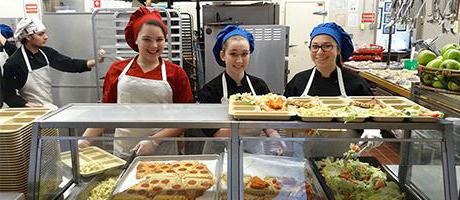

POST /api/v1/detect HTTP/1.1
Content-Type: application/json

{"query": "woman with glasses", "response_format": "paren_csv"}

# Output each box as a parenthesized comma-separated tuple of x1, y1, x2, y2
(284, 22, 381, 157)
(284, 22, 372, 97)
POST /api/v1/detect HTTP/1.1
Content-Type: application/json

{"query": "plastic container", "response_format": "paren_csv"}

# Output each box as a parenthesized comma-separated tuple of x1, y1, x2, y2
(403, 59, 418, 70)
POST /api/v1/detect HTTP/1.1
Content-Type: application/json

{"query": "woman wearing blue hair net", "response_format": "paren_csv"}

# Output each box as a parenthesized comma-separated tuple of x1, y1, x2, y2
(198, 25, 286, 155)
(284, 22, 381, 156)
(0, 24, 18, 108)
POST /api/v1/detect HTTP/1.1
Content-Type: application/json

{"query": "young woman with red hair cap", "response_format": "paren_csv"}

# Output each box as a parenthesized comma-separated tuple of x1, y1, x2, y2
(79, 7, 193, 157)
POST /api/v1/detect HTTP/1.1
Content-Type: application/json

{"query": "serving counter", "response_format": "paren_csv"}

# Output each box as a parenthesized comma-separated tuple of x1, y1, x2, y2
(26, 103, 458, 200)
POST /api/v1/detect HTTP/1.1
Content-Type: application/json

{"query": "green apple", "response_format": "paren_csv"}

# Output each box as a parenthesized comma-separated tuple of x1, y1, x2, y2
(440, 59, 460, 70)
(418, 50, 437, 65)
(444, 49, 460, 62)
(432, 80, 445, 89)
(448, 81, 460, 91)
(440, 43, 460, 56)
(426, 58, 443, 68)
(422, 73, 435, 85)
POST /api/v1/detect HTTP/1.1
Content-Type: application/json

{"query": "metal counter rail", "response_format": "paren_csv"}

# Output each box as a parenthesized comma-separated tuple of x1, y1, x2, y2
(412, 83, 460, 117)
(27, 103, 457, 200)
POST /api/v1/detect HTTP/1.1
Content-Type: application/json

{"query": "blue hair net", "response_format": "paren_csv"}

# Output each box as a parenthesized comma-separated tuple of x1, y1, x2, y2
(213, 25, 255, 67)
(0, 24, 13, 39)
(310, 22, 354, 62)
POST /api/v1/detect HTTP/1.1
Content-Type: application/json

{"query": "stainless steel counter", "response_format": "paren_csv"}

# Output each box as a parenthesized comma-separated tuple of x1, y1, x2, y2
(27, 103, 458, 200)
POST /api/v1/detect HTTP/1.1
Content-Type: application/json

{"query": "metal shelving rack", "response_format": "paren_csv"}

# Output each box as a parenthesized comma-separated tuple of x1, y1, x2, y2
(27, 103, 458, 200)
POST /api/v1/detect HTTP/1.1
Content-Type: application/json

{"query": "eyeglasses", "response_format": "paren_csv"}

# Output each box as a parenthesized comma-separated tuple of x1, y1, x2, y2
(309, 44, 336, 52)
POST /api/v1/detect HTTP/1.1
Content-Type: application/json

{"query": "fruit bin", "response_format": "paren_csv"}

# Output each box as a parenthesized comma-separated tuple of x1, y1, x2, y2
(418, 65, 460, 94)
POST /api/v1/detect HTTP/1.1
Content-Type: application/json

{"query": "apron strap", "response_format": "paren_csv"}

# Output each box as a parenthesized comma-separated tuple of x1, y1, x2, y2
(161, 60, 167, 82)
(38, 49, 50, 66)
(21, 46, 33, 72)
(246, 75, 256, 96)
(21, 46, 51, 72)
(301, 67, 316, 97)
(120, 57, 136, 76)
(301, 67, 347, 97)
(121, 57, 167, 81)
(222, 73, 257, 101)
(222, 73, 228, 100)
(336, 67, 347, 97)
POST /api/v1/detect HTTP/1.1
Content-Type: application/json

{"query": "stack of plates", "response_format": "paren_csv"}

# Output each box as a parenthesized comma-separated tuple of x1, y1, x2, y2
(0, 108, 57, 195)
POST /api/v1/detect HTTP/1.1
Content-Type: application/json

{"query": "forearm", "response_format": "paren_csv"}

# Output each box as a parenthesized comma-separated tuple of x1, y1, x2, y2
(151, 128, 185, 138)
(82, 128, 104, 137)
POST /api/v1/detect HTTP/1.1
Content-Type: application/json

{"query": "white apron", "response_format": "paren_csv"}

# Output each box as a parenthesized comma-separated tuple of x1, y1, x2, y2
(0, 50, 8, 108)
(202, 73, 265, 154)
(299, 67, 359, 157)
(0, 50, 8, 72)
(18, 46, 58, 110)
(113, 57, 177, 157)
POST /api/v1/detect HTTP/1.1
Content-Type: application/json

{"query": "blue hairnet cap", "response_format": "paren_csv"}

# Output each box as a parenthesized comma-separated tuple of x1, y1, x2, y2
(310, 22, 354, 62)
(213, 25, 255, 67)
(0, 24, 13, 39)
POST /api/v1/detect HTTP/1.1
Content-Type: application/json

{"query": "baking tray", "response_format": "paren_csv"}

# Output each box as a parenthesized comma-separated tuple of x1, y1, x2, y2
(61, 146, 126, 177)
(310, 157, 421, 200)
(112, 154, 222, 200)
(221, 153, 327, 200)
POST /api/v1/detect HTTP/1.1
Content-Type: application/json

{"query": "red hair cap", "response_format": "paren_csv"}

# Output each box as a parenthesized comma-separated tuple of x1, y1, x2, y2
(125, 7, 167, 52)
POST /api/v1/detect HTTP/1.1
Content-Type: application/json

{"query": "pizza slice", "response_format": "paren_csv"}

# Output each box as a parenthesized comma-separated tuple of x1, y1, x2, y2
(112, 179, 154, 200)
(244, 176, 278, 197)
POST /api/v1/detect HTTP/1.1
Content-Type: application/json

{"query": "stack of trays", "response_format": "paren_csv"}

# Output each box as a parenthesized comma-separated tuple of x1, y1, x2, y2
(0, 108, 57, 194)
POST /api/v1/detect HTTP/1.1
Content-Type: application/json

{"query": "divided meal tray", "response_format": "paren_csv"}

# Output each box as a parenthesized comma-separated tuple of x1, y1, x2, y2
(61, 146, 126, 177)
(229, 96, 439, 122)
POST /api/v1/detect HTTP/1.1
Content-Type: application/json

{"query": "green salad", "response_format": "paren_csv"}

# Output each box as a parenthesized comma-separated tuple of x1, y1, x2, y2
(317, 157, 405, 200)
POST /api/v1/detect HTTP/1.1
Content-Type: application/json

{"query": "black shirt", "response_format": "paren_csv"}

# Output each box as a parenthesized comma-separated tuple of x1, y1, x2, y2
(0, 42, 18, 108)
(284, 67, 373, 97)
(2, 46, 90, 107)
(0, 41, 18, 56)
(198, 72, 270, 103)
(198, 72, 270, 136)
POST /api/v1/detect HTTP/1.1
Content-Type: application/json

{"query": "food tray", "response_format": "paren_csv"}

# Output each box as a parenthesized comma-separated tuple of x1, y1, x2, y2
(220, 153, 327, 200)
(61, 146, 126, 177)
(229, 95, 295, 120)
(310, 157, 421, 200)
(112, 154, 222, 200)
(231, 111, 295, 120)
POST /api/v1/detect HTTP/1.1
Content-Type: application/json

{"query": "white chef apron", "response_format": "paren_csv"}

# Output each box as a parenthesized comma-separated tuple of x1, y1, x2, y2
(202, 73, 264, 154)
(298, 66, 359, 157)
(18, 45, 57, 110)
(0, 50, 8, 108)
(114, 57, 177, 157)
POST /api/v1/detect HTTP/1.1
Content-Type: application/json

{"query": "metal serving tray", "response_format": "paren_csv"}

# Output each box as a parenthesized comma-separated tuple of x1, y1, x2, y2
(112, 154, 222, 200)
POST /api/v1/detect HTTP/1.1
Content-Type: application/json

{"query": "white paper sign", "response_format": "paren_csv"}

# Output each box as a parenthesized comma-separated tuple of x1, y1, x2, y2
(347, 13, 360, 27)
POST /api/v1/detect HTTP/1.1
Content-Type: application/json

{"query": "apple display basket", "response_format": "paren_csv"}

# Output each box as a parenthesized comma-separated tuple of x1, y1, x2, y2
(418, 65, 460, 95)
